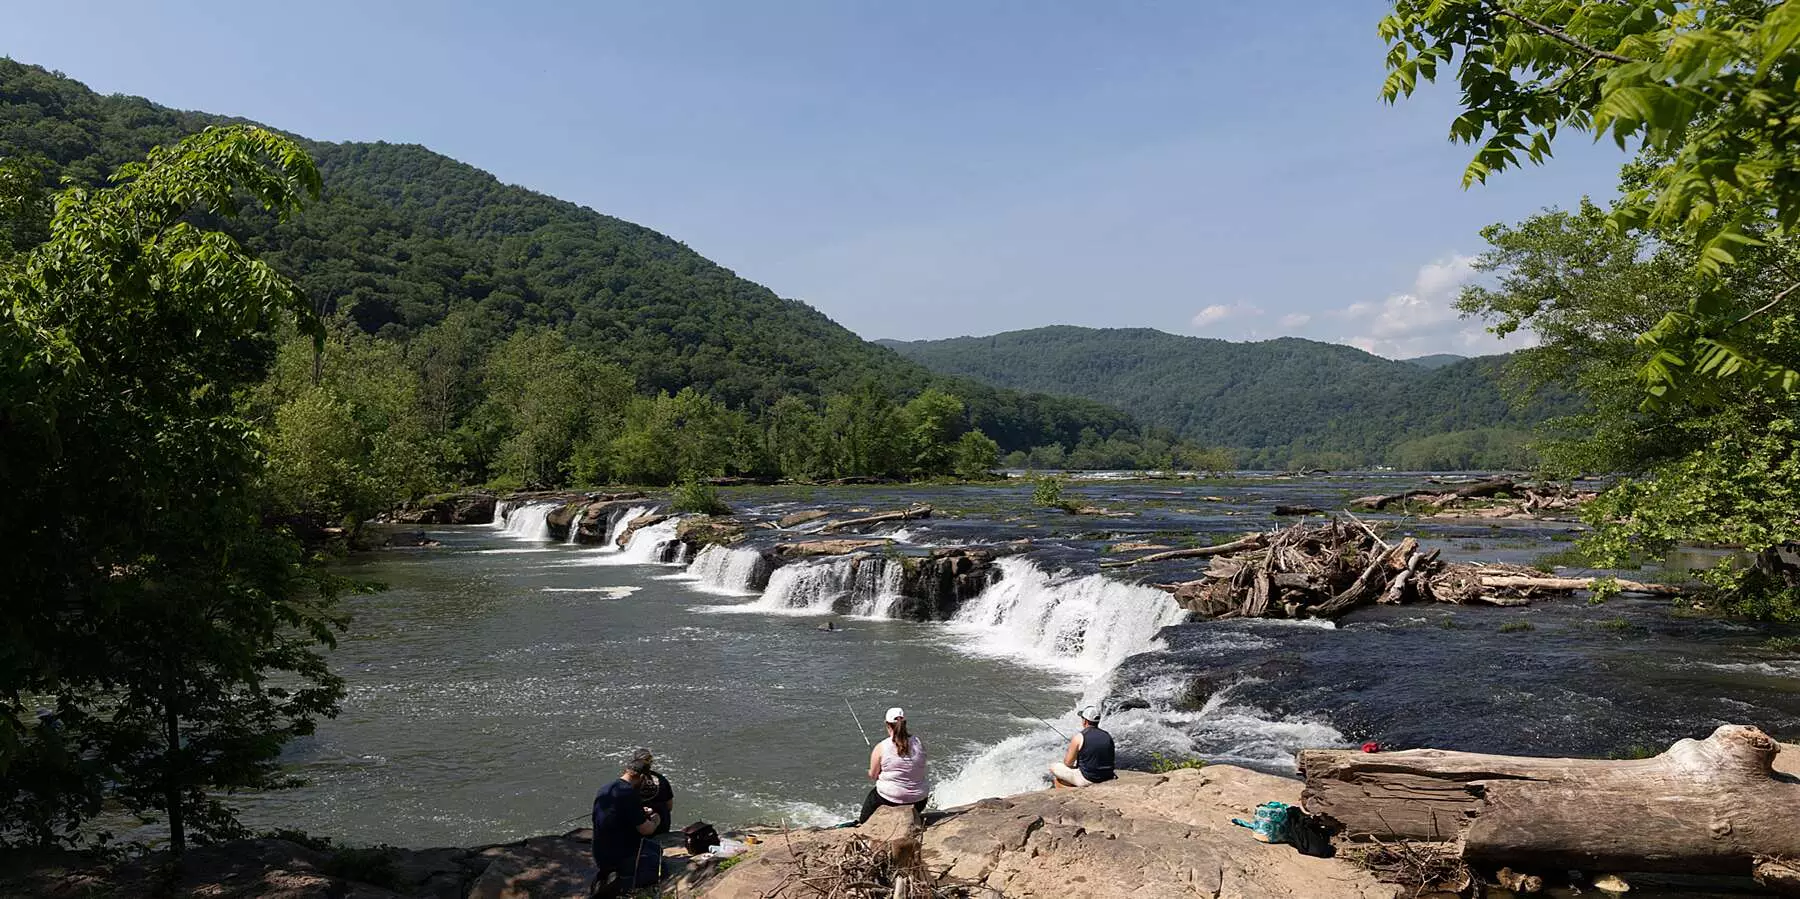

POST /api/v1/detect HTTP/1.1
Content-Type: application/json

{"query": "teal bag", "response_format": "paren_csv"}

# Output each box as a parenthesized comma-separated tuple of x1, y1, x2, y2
(1231, 801, 1291, 844)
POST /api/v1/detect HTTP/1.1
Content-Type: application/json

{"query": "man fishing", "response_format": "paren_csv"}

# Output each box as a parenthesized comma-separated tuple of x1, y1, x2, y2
(630, 748, 674, 834)
(590, 755, 663, 898)
(1048, 705, 1115, 788)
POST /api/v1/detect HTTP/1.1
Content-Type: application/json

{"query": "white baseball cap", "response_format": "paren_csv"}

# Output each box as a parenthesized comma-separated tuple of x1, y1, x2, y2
(1077, 705, 1102, 723)
(884, 707, 905, 723)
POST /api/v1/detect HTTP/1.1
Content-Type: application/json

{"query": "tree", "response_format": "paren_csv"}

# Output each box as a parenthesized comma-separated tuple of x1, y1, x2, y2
(0, 126, 346, 852)
(901, 388, 967, 476)
(952, 430, 1001, 479)
(1380, 0, 1800, 404)
(480, 330, 633, 489)
(1459, 197, 1800, 618)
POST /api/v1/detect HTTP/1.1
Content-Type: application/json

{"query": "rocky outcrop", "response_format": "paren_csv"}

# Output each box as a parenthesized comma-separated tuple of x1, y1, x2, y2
(890, 548, 1004, 621)
(394, 492, 498, 525)
(676, 516, 747, 551)
(770, 538, 889, 561)
(615, 512, 669, 549)
(538, 494, 652, 544)
(698, 767, 1391, 898)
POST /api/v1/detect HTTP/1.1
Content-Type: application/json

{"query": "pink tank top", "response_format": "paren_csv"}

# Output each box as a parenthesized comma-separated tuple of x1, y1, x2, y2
(875, 736, 928, 803)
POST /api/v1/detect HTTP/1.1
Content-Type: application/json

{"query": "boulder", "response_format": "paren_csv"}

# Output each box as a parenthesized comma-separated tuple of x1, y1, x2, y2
(676, 516, 747, 550)
(770, 538, 888, 561)
(395, 493, 498, 526)
(697, 767, 1389, 899)
(890, 548, 1003, 621)
(465, 832, 595, 899)
(567, 499, 653, 545)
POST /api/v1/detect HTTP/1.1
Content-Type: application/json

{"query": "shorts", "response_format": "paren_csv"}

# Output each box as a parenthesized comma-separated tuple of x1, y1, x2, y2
(1049, 762, 1092, 787)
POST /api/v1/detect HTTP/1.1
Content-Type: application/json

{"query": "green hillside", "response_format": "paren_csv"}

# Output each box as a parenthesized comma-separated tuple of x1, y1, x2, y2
(0, 59, 1133, 457)
(879, 327, 1577, 468)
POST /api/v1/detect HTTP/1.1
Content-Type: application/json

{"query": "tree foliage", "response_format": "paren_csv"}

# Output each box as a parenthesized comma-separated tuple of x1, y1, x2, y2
(0, 126, 345, 851)
(1381, 0, 1800, 403)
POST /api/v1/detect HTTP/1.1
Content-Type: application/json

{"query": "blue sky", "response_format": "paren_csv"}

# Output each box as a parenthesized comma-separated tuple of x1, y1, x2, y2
(5, 0, 1628, 356)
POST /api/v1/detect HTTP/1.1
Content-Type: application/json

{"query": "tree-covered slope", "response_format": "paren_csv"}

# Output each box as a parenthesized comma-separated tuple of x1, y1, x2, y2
(880, 327, 1576, 467)
(0, 59, 1129, 453)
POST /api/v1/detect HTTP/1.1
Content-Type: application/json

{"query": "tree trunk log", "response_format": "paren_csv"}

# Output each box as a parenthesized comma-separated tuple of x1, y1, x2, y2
(815, 505, 932, 534)
(1351, 478, 1515, 511)
(1475, 573, 1683, 596)
(1102, 534, 1268, 568)
(1298, 725, 1800, 875)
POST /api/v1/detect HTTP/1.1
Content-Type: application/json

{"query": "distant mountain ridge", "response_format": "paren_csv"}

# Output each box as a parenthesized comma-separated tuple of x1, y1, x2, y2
(879, 327, 1574, 468)
(1402, 353, 1470, 369)
(0, 59, 1133, 454)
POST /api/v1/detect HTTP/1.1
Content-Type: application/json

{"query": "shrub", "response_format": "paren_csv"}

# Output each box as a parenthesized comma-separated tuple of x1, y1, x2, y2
(1498, 620, 1534, 634)
(1147, 752, 1206, 773)
(671, 478, 731, 515)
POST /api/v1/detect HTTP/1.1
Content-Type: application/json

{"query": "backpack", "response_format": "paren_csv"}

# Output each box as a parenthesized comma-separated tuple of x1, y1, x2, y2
(682, 821, 721, 856)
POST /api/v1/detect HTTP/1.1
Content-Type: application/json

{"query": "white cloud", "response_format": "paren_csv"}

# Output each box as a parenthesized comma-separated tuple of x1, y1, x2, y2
(1328, 253, 1537, 358)
(1190, 302, 1261, 329)
(1278, 312, 1312, 328)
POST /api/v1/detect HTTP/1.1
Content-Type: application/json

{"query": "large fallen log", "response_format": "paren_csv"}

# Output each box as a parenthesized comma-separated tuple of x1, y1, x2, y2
(1350, 478, 1515, 511)
(1100, 534, 1268, 568)
(815, 505, 931, 534)
(1298, 725, 1800, 875)
(1475, 572, 1683, 596)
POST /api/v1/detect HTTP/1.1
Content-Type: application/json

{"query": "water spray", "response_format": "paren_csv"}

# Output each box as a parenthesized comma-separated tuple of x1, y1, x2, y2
(844, 697, 871, 747)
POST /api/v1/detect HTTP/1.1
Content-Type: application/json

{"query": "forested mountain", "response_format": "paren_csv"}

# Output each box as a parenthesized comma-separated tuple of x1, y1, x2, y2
(1402, 354, 1468, 370)
(880, 327, 1577, 468)
(0, 59, 1133, 457)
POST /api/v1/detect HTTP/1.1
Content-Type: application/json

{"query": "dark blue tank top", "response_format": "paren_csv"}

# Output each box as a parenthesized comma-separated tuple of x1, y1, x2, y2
(1077, 726, 1115, 782)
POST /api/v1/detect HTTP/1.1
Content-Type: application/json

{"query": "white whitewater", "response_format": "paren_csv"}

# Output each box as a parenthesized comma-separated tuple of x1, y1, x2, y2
(743, 554, 904, 617)
(686, 545, 768, 595)
(948, 557, 1188, 675)
(565, 509, 582, 545)
(598, 505, 652, 553)
(497, 501, 559, 542)
(490, 500, 512, 529)
(614, 516, 680, 565)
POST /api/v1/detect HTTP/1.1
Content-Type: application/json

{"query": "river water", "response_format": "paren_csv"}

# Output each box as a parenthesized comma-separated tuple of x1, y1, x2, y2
(235, 475, 1800, 848)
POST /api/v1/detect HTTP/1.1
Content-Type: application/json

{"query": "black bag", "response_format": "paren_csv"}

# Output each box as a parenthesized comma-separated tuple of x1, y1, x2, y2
(682, 821, 720, 855)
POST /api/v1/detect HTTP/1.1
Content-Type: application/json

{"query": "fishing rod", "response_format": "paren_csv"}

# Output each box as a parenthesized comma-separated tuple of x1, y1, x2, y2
(991, 684, 1070, 741)
(844, 697, 871, 746)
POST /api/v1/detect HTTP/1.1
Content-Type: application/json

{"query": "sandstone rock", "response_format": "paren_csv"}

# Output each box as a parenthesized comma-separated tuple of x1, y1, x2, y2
(396, 492, 498, 525)
(776, 509, 831, 529)
(465, 832, 596, 899)
(698, 767, 1390, 899)
(676, 516, 747, 549)
(770, 538, 888, 560)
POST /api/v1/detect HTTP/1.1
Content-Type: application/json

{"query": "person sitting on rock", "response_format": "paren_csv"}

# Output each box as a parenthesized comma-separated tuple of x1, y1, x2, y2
(590, 756, 663, 898)
(858, 707, 929, 824)
(1049, 705, 1115, 788)
(630, 748, 674, 834)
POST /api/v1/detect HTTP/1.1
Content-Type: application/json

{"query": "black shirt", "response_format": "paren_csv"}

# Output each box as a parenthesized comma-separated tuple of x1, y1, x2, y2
(591, 778, 646, 866)
(1077, 726, 1116, 783)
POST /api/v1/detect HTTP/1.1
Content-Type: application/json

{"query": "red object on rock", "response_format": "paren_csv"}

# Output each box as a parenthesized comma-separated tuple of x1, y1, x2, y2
(1360, 741, 1381, 753)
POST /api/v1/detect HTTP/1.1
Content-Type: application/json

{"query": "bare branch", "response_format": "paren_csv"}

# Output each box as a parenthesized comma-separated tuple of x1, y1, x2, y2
(1485, 0, 1639, 65)
(1737, 279, 1800, 324)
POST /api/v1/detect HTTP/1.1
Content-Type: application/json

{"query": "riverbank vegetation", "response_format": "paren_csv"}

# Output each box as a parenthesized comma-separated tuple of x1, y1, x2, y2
(1384, 0, 1800, 619)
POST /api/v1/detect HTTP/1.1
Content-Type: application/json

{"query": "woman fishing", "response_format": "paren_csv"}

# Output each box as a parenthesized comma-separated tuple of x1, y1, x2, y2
(857, 707, 929, 824)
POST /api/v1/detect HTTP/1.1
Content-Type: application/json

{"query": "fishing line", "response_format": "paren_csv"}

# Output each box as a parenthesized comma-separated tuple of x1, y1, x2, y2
(844, 697, 871, 746)
(991, 684, 1070, 741)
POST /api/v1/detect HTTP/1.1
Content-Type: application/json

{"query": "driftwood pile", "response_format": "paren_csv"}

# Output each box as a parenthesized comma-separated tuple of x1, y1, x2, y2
(1127, 518, 1676, 621)
(1350, 478, 1595, 519)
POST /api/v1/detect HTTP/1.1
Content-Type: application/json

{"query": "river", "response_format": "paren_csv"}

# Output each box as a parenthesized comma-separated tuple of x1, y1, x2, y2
(234, 474, 1800, 848)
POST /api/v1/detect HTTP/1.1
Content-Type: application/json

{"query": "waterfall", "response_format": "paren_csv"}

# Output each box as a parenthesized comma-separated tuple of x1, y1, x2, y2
(750, 554, 905, 617)
(948, 557, 1188, 674)
(496, 501, 559, 541)
(565, 507, 582, 545)
(490, 500, 512, 529)
(615, 517, 681, 564)
(601, 506, 652, 552)
(686, 545, 771, 594)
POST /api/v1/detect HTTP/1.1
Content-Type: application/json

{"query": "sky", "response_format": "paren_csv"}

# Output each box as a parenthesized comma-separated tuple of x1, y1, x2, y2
(4, 0, 1630, 357)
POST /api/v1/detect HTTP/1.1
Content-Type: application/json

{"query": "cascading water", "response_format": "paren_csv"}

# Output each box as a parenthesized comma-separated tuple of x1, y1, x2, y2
(686, 545, 772, 594)
(746, 554, 906, 617)
(614, 516, 681, 565)
(496, 501, 559, 542)
(601, 506, 651, 552)
(565, 509, 582, 545)
(490, 500, 512, 529)
(948, 557, 1188, 674)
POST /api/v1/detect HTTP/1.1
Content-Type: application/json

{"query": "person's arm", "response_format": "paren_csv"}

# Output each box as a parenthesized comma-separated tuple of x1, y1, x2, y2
(635, 809, 659, 836)
(867, 743, 883, 781)
(1062, 733, 1082, 768)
